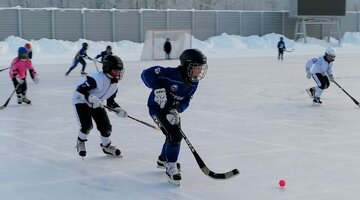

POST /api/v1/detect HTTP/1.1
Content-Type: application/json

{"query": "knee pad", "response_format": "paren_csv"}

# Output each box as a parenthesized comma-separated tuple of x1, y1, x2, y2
(100, 130, 111, 137)
(80, 124, 93, 134)
(169, 130, 183, 143)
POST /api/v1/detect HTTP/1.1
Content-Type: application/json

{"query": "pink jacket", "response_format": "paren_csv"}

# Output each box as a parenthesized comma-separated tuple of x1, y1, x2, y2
(9, 57, 37, 79)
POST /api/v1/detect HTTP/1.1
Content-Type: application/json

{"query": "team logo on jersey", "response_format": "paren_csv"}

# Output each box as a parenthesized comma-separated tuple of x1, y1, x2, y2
(155, 67, 161, 74)
(170, 84, 178, 92)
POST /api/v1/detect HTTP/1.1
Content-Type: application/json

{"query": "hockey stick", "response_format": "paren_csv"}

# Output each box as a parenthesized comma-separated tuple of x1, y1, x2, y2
(0, 83, 22, 110)
(104, 105, 160, 130)
(93, 59, 99, 72)
(333, 80, 360, 107)
(0, 67, 10, 72)
(285, 48, 294, 52)
(179, 128, 239, 179)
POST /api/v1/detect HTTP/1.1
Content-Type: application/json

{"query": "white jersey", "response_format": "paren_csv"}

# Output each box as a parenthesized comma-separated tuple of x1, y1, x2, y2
(72, 72, 119, 105)
(305, 56, 333, 75)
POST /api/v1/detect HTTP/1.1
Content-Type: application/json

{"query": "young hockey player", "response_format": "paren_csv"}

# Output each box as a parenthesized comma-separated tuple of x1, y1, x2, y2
(141, 49, 208, 185)
(277, 37, 286, 60)
(94, 45, 113, 62)
(305, 47, 336, 104)
(72, 55, 127, 157)
(9, 47, 39, 104)
(24, 43, 33, 59)
(66, 42, 92, 76)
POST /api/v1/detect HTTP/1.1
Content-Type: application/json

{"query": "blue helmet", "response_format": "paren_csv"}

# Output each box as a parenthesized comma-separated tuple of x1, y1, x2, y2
(18, 47, 27, 56)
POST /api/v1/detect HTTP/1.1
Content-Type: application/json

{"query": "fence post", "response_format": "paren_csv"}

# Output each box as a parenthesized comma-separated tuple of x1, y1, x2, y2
(51, 9, 55, 39)
(17, 7, 22, 38)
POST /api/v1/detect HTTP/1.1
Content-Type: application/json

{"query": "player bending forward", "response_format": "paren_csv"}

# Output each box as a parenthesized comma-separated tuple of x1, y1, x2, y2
(305, 47, 336, 104)
(141, 49, 208, 185)
(72, 55, 128, 157)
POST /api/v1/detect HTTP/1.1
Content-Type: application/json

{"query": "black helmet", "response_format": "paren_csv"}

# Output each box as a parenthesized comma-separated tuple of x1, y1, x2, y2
(179, 49, 208, 82)
(82, 42, 88, 48)
(102, 55, 124, 82)
(106, 45, 112, 50)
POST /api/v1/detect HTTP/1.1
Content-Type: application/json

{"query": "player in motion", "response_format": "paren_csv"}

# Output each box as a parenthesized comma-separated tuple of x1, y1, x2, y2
(141, 49, 208, 185)
(305, 47, 336, 104)
(72, 55, 128, 157)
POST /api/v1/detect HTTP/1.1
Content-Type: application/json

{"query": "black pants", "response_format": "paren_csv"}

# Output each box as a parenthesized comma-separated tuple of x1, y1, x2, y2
(75, 103, 112, 137)
(313, 73, 330, 90)
(11, 78, 27, 95)
(278, 50, 284, 60)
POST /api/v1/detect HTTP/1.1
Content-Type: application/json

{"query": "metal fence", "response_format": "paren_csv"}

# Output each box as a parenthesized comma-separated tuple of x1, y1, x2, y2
(0, 7, 360, 42)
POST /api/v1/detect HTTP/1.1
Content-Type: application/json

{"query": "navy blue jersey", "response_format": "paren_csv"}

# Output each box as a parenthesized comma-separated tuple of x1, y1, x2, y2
(75, 47, 88, 59)
(277, 41, 285, 50)
(95, 50, 111, 61)
(141, 66, 198, 115)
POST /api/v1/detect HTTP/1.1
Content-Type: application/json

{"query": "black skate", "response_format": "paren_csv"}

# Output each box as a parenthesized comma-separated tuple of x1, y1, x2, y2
(17, 94, 22, 104)
(313, 97, 322, 104)
(76, 138, 87, 157)
(80, 71, 87, 75)
(22, 96, 31, 104)
(157, 156, 181, 171)
(100, 143, 121, 156)
(166, 162, 181, 186)
(306, 87, 315, 98)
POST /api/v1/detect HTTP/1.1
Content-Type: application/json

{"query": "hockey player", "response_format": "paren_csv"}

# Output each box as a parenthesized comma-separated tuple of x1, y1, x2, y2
(9, 47, 39, 104)
(94, 45, 113, 62)
(66, 42, 92, 76)
(163, 38, 172, 60)
(24, 43, 32, 59)
(141, 48, 208, 185)
(72, 55, 128, 157)
(305, 47, 336, 104)
(277, 37, 286, 60)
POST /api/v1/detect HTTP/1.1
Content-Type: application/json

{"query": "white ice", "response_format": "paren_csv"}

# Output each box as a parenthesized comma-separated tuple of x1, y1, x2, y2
(1, 33, 360, 199)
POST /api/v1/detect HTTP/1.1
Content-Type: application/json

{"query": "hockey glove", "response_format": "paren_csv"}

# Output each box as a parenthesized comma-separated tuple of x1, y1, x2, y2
(154, 88, 167, 109)
(306, 70, 312, 79)
(32, 75, 40, 84)
(166, 109, 180, 125)
(113, 107, 128, 118)
(88, 95, 104, 108)
(328, 74, 334, 82)
(16, 77, 24, 84)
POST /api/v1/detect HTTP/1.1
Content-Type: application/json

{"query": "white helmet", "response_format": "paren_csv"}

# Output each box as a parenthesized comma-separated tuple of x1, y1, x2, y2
(325, 47, 336, 57)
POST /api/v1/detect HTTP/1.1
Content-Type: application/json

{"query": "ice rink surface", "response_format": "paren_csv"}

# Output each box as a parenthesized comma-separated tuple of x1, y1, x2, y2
(1, 49, 360, 200)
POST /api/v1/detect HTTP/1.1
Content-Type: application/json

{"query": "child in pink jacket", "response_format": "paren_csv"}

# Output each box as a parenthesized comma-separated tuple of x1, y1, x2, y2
(9, 47, 39, 104)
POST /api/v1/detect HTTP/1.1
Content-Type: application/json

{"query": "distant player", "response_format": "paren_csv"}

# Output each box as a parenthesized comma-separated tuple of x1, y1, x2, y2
(141, 49, 208, 185)
(94, 45, 113, 62)
(73, 55, 127, 157)
(163, 38, 172, 60)
(9, 47, 39, 105)
(277, 37, 286, 60)
(24, 43, 32, 59)
(66, 42, 92, 76)
(305, 47, 336, 104)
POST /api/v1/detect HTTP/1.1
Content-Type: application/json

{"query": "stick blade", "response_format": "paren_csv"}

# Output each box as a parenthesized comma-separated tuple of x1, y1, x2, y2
(201, 166, 240, 180)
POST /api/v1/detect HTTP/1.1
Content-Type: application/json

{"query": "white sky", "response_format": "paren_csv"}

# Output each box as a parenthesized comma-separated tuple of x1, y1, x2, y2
(1, 33, 360, 199)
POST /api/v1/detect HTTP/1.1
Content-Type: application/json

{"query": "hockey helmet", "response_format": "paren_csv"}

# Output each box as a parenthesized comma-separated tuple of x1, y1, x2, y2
(82, 42, 88, 48)
(102, 55, 124, 82)
(106, 45, 112, 50)
(325, 47, 336, 57)
(179, 49, 208, 82)
(18, 47, 28, 59)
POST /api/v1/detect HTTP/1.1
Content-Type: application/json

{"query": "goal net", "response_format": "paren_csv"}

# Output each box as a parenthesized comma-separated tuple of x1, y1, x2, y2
(141, 30, 192, 60)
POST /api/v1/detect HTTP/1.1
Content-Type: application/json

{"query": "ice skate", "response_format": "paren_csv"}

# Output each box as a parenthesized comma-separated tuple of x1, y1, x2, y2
(313, 97, 322, 104)
(306, 87, 315, 98)
(22, 95, 31, 104)
(157, 156, 181, 171)
(166, 162, 181, 186)
(17, 94, 22, 104)
(76, 138, 87, 157)
(100, 143, 121, 156)
(80, 71, 87, 75)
